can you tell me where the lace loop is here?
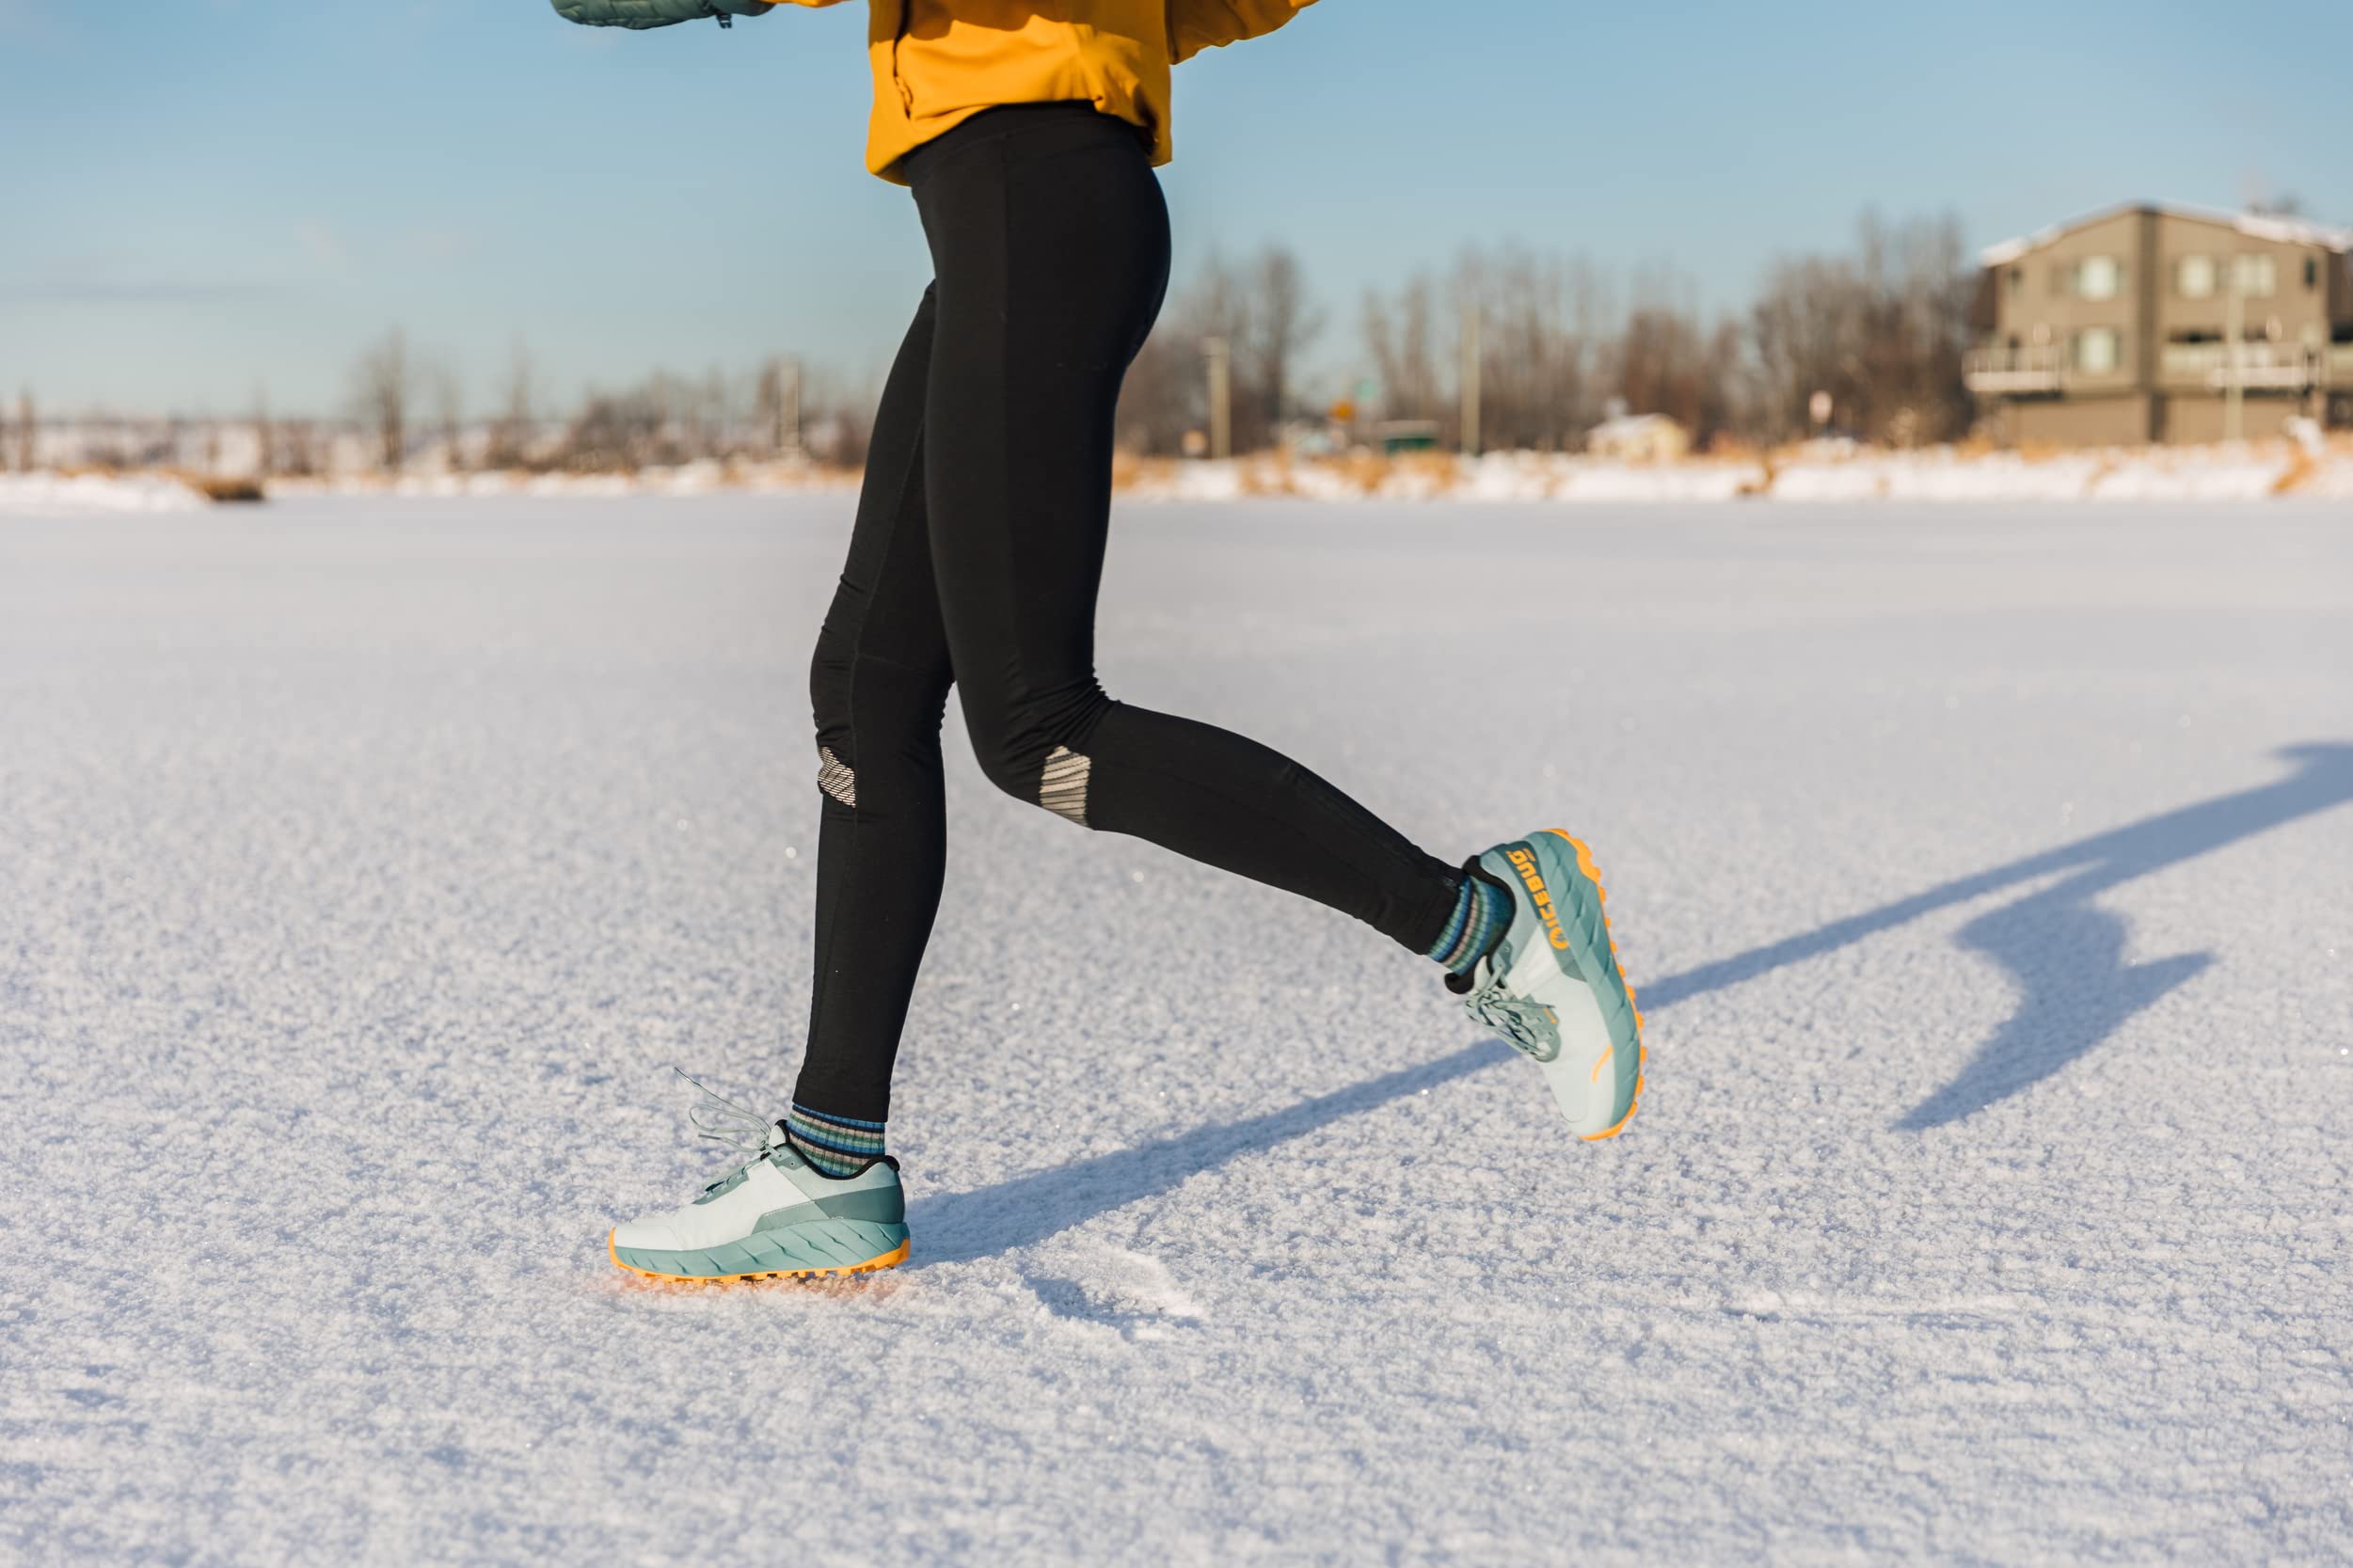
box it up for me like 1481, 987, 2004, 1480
670, 1068, 787, 1199
1461, 955, 1563, 1064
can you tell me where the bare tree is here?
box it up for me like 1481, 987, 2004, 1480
1751, 212, 1971, 445
353, 328, 408, 470
1105, 245, 1327, 454
686, 367, 734, 458
489, 339, 536, 469
1613, 264, 1711, 433
1861, 211, 1973, 446
1116, 325, 1198, 453
563, 381, 662, 470
1362, 272, 1444, 426
429, 358, 464, 471
559, 358, 872, 472
252, 384, 274, 476
281, 420, 316, 478
1118, 249, 1252, 452
1446, 245, 1607, 451
1617, 306, 1705, 429
1752, 253, 1861, 439
798, 362, 876, 468
1698, 319, 1761, 447
1180, 250, 1263, 449
1238, 246, 1325, 435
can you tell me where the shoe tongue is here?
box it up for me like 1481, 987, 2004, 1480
763, 1123, 805, 1168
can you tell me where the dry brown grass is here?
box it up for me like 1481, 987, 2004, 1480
181, 474, 266, 502
1323, 450, 1390, 496
47, 464, 264, 502
2271, 445, 2319, 495
1235, 452, 1293, 497
1386, 451, 1462, 494
1109, 448, 1476, 497
1109, 451, 1175, 492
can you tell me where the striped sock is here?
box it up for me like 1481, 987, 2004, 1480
783, 1102, 887, 1178
1425, 868, 1513, 976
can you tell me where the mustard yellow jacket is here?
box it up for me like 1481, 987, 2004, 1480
787, 1, 1316, 182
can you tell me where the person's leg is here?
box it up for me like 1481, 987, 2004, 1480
907, 105, 1502, 967
789, 285, 956, 1173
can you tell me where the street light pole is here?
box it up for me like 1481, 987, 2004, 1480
775, 355, 803, 459
1204, 336, 1232, 461
1459, 305, 1481, 458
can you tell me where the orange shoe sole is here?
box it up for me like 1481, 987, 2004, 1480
608, 1229, 910, 1284
1543, 830, 1647, 1141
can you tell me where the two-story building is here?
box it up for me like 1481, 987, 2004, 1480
1966, 202, 2353, 446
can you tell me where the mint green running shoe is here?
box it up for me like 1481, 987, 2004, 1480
1450, 830, 1646, 1140
608, 1077, 908, 1282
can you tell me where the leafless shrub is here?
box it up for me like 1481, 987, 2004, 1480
351, 329, 409, 470
1753, 211, 1973, 445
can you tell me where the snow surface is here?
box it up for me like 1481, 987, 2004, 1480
268, 459, 862, 501
1117, 446, 2353, 504
10, 445, 2346, 515
4, 498, 2352, 1566
0, 471, 206, 515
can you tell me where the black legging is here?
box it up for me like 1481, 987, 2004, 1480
794, 103, 1462, 1120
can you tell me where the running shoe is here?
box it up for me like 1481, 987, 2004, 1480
1450, 831, 1646, 1139
608, 1075, 909, 1282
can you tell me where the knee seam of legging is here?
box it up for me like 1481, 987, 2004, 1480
968, 688, 1118, 819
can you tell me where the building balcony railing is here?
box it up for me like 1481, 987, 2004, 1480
1963, 346, 2064, 394
2160, 341, 2329, 390
1972, 341, 2351, 397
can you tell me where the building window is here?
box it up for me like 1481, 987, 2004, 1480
2231, 254, 2277, 298
2307, 256, 2321, 291
2176, 255, 2217, 299
2073, 327, 2122, 374
2071, 256, 2122, 301
2008, 266, 2024, 298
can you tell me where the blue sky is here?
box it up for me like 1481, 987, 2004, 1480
2, 0, 2345, 416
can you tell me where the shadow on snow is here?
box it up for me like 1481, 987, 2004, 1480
912, 1040, 1507, 1266
910, 743, 2353, 1263
1646, 741, 2353, 1129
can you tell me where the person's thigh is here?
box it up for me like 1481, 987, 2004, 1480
810, 284, 954, 763
913, 117, 1171, 768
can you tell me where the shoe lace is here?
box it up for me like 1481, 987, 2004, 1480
671, 1067, 785, 1192
1460, 954, 1562, 1063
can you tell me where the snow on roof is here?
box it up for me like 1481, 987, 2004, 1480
1586, 412, 1685, 436
1979, 201, 2353, 267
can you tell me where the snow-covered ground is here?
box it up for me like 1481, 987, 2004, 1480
1122, 441, 2353, 503
6, 440, 2351, 515
266, 458, 862, 501
4, 498, 2350, 1566
0, 470, 206, 515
